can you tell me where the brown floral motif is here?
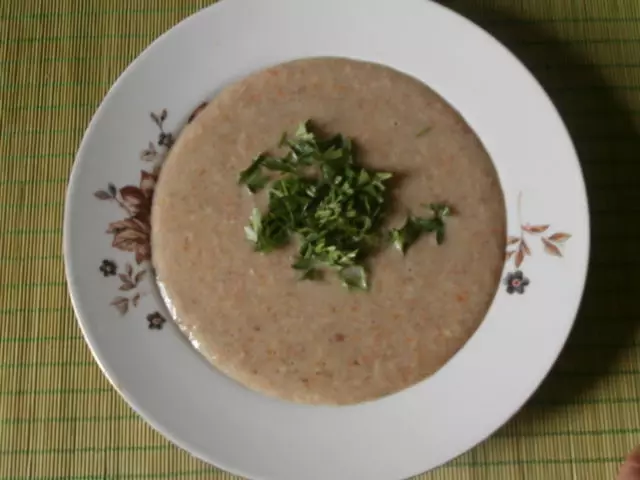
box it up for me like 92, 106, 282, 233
93, 102, 212, 324
504, 193, 571, 294
96, 167, 156, 264
108, 262, 148, 315
118, 262, 147, 292
108, 216, 151, 264
505, 221, 571, 267
94, 108, 178, 321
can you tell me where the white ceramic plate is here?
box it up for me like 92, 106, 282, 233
64, 0, 590, 478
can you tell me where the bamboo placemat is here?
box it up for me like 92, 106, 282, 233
1, 0, 639, 478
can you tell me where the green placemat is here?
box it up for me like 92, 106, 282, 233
1, 0, 638, 478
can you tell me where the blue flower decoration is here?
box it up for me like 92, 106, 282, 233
504, 270, 530, 294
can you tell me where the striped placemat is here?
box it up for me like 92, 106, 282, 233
1, 0, 638, 478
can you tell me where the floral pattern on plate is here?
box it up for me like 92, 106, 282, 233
504, 193, 571, 294
92, 104, 208, 327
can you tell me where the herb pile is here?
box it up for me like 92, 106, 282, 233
238, 121, 451, 290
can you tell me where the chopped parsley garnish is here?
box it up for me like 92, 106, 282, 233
416, 126, 432, 137
389, 204, 451, 254
238, 121, 452, 290
238, 154, 270, 193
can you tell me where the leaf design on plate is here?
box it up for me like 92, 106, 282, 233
515, 248, 524, 268
548, 232, 571, 243
188, 102, 209, 123
140, 142, 157, 162
507, 236, 520, 245
150, 111, 161, 127
505, 250, 515, 261
542, 237, 563, 257
106, 218, 135, 234
139, 170, 157, 197
94, 190, 112, 200
134, 243, 152, 264
134, 270, 147, 284
522, 224, 550, 234
119, 282, 135, 291
119, 186, 148, 217
110, 296, 129, 315
106, 217, 151, 263
109, 221, 148, 252
521, 239, 531, 256
98, 106, 177, 319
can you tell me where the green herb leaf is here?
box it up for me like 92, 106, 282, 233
413, 217, 441, 232
391, 204, 452, 254
278, 131, 288, 147
436, 226, 445, 245
416, 126, 432, 137
339, 265, 368, 291
294, 121, 314, 141
238, 154, 270, 193
390, 217, 423, 254
292, 258, 324, 281
239, 120, 451, 290
429, 203, 451, 218
261, 155, 296, 173
245, 171, 270, 193
255, 213, 290, 252
244, 208, 262, 243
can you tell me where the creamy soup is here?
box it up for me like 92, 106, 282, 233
151, 57, 506, 405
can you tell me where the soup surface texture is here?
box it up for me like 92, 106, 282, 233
152, 57, 506, 405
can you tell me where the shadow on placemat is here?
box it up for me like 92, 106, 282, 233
445, 2, 640, 415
